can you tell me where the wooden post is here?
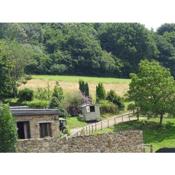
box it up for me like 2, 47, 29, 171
150, 145, 153, 153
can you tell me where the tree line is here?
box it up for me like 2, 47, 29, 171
1, 23, 175, 78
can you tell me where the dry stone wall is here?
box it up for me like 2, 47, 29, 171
16, 130, 144, 153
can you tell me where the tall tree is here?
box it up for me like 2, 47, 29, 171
96, 83, 106, 102
0, 104, 17, 152
128, 59, 175, 125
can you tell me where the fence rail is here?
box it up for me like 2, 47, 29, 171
70, 112, 137, 137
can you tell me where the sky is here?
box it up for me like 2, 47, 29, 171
0, 0, 175, 32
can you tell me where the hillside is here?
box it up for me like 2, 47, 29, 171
1, 23, 175, 79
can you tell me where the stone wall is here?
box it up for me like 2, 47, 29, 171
16, 130, 144, 152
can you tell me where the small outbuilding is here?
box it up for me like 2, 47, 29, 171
11, 106, 61, 139
79, 104, 101, 122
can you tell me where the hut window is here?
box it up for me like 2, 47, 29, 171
17, 121, 31, 139
90, 106, 95, 112
40, 123, 52, 138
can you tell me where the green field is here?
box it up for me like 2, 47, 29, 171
94, 117, 175, 152
32, 75, 130, 84
21, 75, 130, 97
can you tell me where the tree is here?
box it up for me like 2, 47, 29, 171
79, 80, 89, 97
106, 90, 124, 110
157, 23, 175, 35
96, 83, 106, 102
0, 104, 17, 152
0, 41, 17, 100
128, 59, 175, 125
49, 81, 64, 108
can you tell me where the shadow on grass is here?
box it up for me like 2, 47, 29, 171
113, 120, 175, 144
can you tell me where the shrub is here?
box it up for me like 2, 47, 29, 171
79, 80, 89, 97
34, 86, 52, 101
25, 100, 49, 108
0, 104, 17, 152
106, 90, 125, 110
63, 92, 84, 116
52, 81, 64, 101
96, 83, 106, 102
18, 88, 34, 101
49, 97, 60, 108
99, 100, 118, 114
24, 75, 32, 81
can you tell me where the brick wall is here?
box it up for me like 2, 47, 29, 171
16, 130, 144, 153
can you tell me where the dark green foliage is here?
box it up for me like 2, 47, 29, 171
106, 90, 125, 110
79, 80, 89, 96
157, 23, 175, 35
2, 23, 175, 78
99, 100, 118, 114
96, 83, 106, 102
0, 104, 17, 152
18, 88, 34, 101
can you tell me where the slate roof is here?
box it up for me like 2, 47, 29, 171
10, 106, 59, 116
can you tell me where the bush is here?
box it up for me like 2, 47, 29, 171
18, 88, 34, 101
25, 99, 49, 108
0, 104, 17, 152
52, 81, 64, 101
24, 75, 32, 81
34, 86, 52, 101
96, 83, 106, 102
49, 97, 60, 108
99, 100, 118, 114
106, 90, 125, 110
63, 92, 84, 116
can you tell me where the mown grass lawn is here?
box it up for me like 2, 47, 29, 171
67, 117, 87, 129
94, 117, 175, 152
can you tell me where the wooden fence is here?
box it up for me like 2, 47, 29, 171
70, 112, 137, 137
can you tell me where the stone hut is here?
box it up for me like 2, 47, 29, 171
11, 106, 60, 139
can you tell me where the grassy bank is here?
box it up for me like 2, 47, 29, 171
94, 117, 175, 151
